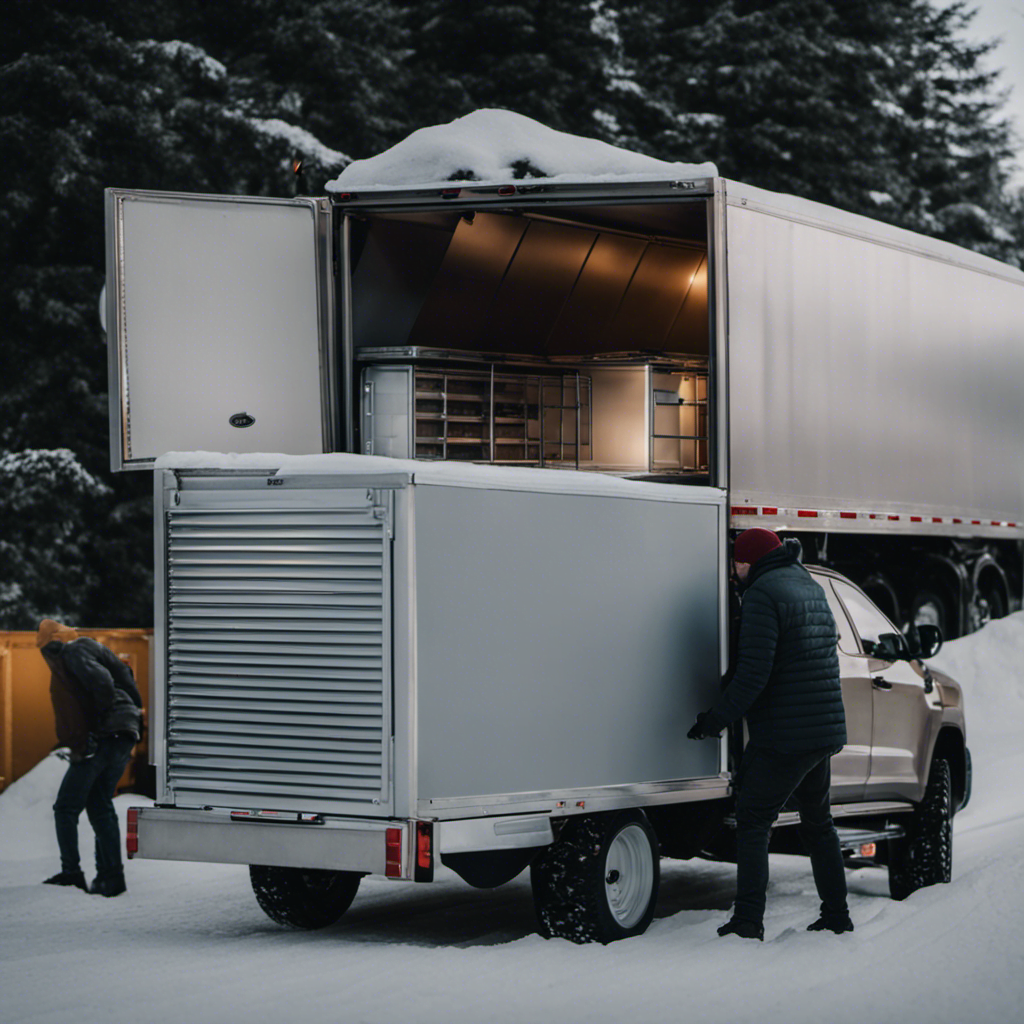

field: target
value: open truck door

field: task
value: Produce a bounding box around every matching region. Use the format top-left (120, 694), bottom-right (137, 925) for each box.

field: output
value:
top-left (104, 190), bottom-right (338, 470)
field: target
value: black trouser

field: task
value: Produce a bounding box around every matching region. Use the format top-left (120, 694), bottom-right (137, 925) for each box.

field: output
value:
top-left (53, 734), bottom-right (135, 880)
top-left (732, 744), bottom-right (848, 925)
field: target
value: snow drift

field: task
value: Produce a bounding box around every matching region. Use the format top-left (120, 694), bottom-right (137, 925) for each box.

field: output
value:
top-left (326, 108), bottom-right (717, 191)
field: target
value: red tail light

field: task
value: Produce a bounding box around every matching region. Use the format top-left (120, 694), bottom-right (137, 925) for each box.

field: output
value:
top-left (860, 843), bottom-right (877, 858)
top-left (415, 821), bottom-right (433, 882)
top-left (126, 808), bottom-right (139, 858)
top-left (385, 827), bottom-right (403, 878)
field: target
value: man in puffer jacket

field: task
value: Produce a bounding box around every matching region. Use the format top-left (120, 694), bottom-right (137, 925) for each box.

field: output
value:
top-left (688, 529), bottom-right (850, 940)
top-left (37, 619), bottom-right (143, 897)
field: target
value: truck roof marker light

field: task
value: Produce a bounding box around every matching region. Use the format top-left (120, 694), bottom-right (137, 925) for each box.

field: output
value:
top-left (497, 185), bottom-right (517, 196)
top-left (385, 827), bottom-right (403, 879)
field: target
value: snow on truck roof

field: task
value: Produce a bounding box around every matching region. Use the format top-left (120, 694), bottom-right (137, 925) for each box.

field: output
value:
top-left (153, 451), bottom-right (723, 505)
top-left (325, 109), bottom-right (717, 191)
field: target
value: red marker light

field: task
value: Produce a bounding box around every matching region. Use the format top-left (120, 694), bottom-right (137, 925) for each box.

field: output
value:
top-left (126, 808), bottom-right (139, 858)
top-left (385, 827), bottom-right (403, 878)
top-left (860, 843), bottom-right (877, 858)
top-left (497, 185), bottom-right (516, 196)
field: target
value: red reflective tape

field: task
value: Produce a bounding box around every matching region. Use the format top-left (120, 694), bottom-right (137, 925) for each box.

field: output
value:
top-left (732, 507), bottom-right (757, 515)
top-left (888, 515), bottom-right (900, 521)
top-left (416, 822), bottom-right (432, 870)
top-left (126, 835), bottom-right (138, 857)
top-left (952, 518), bottom-right (963, 524)
top-left (972, 520), bottom-right (981, 526)
top-left (932, 517), bottom-right (943, 523)
top-left (761, 507), bottom-right (778, 515)
top-left (797, 510), bottom-right (818, 518)
top-left (1009, 524), bottom-right (1018, 529)
top-left (840, 512), bottom-right (857, 519)
top-left (991, 521), bottom-right (1001, 527)
top-left (910, 516), bottom-right (923, 523)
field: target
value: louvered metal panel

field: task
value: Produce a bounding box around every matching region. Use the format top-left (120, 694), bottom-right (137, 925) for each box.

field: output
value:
top-left (165, 506), bottom-right (390, 814)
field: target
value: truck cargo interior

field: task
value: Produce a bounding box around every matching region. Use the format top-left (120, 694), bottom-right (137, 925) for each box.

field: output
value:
top-left (349, 200), bottom-right (713, 481)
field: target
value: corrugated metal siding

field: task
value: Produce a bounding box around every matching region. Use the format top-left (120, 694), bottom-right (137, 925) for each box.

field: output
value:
top-left (165, 508), bottom-right (390, 814)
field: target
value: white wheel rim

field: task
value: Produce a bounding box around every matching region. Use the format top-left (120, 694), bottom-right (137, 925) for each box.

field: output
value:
top-left (604, 824), bottom-right (654, 929)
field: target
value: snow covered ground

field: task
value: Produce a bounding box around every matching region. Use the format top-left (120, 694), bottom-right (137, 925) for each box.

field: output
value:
top-left (2, 614), bottom-right (1023, 1024)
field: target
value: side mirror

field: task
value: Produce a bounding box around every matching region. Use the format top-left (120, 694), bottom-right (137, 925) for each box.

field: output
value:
top-left (869, 632), bottom-right (907, 661)
top-left (915, 624), bottom-right (943, 659)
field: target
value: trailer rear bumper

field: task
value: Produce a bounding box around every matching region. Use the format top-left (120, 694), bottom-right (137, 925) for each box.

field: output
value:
top-left (128, 806), bottom-right (405, 877)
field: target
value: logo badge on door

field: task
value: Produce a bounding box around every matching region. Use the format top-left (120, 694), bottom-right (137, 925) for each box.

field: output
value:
top-left (229, 412), bottom-right (256, 428)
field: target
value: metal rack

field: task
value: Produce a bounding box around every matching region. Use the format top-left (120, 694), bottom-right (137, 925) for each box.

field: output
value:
top-left (649, 369), bottom-right (709, 473)
top-left (413, 367), bottom-right (592, 467)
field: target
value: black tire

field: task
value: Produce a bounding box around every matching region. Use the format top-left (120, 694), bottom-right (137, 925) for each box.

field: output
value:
top-left (249, 865), bottom-right (362, 929)
top-left (888, 758), bottom-right (953, 901)
top-left (530, 810), bottom-right (660, 944)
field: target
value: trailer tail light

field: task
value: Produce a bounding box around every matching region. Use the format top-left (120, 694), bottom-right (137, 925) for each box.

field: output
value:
top-left (860, 843), bottom-right (877, 858)
top-left (385, 827), bottom-right (403, 879)
top-left (126, 808), bottom-right (139, 858)
top-left (415, 821), bottom-right (434, 883)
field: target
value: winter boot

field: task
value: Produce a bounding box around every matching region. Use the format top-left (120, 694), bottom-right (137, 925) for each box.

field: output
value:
top-left (807, 912), bottom-right (854, 934)
top-left (717, 917), bottom-right (764, 941)
top-left (89, 872), bottom-right (127, 897)
top-left (43, 870), bottom-right (87, 890)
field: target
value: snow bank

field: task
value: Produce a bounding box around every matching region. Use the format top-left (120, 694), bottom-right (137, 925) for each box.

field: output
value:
top-left (326, 108), bottom-right (717, 191)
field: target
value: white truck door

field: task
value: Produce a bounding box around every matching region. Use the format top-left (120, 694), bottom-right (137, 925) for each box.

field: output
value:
top-left (105, 190), bottom-right (336, 470)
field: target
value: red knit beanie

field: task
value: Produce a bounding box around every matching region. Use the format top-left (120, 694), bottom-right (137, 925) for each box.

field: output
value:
top-left (733, 528), bottom-right (782, 565)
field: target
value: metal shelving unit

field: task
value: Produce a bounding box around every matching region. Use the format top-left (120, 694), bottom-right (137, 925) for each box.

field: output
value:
top-left (413, 367), bottom-right (592, 467)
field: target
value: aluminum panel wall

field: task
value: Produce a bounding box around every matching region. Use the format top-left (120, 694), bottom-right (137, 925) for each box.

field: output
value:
top-left (106, 190), bottom-right (331, 469)
top-left (164, 501), bottom-right (390, 814)
top-left (727, 202), bottom-right (1024, 524)
top-left (412, 484), bottom-right (724, 800)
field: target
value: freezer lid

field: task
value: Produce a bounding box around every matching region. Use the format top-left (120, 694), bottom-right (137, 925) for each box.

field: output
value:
top-left (105, 189), bottom-right (337, 471)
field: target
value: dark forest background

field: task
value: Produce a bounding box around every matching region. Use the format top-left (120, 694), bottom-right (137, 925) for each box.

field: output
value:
top-left (1, 0), bottom-right (1022, 628)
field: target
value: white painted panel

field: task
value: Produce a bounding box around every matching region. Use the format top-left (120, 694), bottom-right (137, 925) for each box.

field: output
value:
top-left (112, 192), bottom-right (327, 465)
top-left (727, 203), bottom-right (1024, 523)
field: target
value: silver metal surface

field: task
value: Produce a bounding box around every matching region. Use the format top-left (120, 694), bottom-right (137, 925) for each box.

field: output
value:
top-left (725, 183), bottom-right (1024, 528)
top-left (439, 814), bottom-right (555, 854)
top-left (105, 189), bottom-right (332, 470)
top-left (161, 481), bottom-right (393, 816)
top-left (419, 776), bottom-right (732, 819)
top-left (411, 482), bottom-right (725, 801)
top-left (133, 806), bottom-right (397, 875)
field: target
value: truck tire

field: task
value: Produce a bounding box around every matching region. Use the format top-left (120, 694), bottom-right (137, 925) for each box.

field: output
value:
top-left (249, 865), bottom-right (361, 929)
top-left (888, 758), bottom-right (953, 901)
top-left (530, 810), bottom-right (660, 944)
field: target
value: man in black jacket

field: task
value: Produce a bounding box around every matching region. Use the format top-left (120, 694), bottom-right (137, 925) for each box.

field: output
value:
top-left (688, 529), bottom-right (851, 940)
top-left (37, 620), bottom-right (143, 897)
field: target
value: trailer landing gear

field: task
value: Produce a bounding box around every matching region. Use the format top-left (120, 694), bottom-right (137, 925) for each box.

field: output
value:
top-left (530, 810), bottom-right (660, 944)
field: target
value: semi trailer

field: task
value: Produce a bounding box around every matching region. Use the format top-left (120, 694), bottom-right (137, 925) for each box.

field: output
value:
top-left (104, 143), bottom-right (1018, 940)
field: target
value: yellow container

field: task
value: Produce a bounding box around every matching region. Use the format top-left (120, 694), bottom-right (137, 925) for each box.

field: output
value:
top-left (0, 629), bottom-right (152, 793)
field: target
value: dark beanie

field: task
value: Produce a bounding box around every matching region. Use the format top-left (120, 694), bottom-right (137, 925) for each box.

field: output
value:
top-left (733, 528), bottom-right (782, 565)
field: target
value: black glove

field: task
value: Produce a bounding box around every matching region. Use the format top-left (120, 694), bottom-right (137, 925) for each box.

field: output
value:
top-left (687, 710), bottom-right (724, 741)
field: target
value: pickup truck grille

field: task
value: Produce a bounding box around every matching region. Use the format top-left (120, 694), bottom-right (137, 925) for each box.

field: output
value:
top-left (165, 506), bottom-right (390, 814)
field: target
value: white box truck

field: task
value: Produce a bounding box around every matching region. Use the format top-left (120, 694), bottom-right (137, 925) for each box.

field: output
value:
top-left (106, 169), bottom-right (1011, 940)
